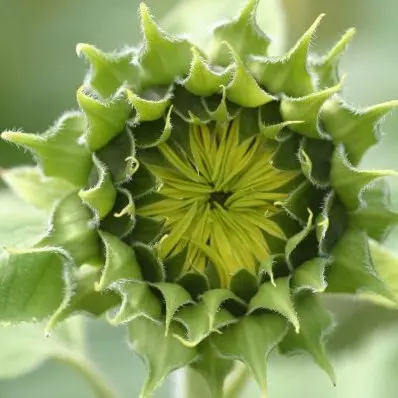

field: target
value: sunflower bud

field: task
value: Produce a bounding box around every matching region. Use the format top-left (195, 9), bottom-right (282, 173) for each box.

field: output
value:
top-left (2, 1), bottom-right (398, 397)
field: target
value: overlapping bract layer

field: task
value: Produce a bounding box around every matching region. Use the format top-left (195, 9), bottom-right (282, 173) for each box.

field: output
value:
top-left (2, 1), bottom-right (398, 397)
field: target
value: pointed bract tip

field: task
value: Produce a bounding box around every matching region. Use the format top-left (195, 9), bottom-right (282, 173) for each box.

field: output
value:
top-left (240, 0), bottom-right (260, 20)
top-left (1, 131), bottom-right (14, 141)
top-left (139, 2), bottom-right (159, 40)
top-left (346, 27), bottom-right (357, 38)
top-left (303, 13), bottom-right (326, 39)
top-left (76, 43), bottom-right (91, 57)
top-left (324, 28), bottom-right (356, 62)
top-left (367, 99), bottom-right (398, 116)
top-left (289, 13), bottom-right (325, 58)
top-left (339, 27), bottom-right (357, 47)
top-left (1, 131), bottom-right (39, 146)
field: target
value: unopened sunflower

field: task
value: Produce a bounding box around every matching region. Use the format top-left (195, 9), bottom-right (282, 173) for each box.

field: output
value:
top-left (2, 1), bottom-right (398, 397)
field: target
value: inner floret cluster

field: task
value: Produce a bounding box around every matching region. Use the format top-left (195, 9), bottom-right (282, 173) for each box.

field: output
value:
top-left (138, 118), bottom-right (298, 285)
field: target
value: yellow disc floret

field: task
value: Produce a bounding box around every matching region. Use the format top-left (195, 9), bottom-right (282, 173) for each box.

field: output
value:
top-left (137, 117), bottom-right (298, 286)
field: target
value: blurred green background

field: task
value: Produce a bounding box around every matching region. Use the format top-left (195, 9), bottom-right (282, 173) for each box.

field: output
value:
top-left (1, 0), bottom-right (398, 397)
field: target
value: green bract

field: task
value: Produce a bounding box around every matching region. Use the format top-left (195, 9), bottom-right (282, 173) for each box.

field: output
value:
top-left (2, 1), bottom-right (398, 397)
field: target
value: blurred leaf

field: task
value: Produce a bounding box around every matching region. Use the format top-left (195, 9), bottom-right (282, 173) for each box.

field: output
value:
top-left (325, 295), bottom-right (398, 354)
top-left (370, 239), bottom-right (398, 304)
top-left (0, 316), bottom-right (84, 379)
top-left (0, 190), bottom-right (49, 248)
top-left (0, 248), bottom-right (67, 324)
top-left (161, 0), bottom-right (286, 55)
top-left (2, 167), bottom-right (75, 210)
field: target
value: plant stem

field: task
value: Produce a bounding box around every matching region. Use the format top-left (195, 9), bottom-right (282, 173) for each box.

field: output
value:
top-left (174, 367), bottom-right (213, 398)
top-left (224, 364), bottom-right (250, 398)
top-left (53, 350), bottom-right (117, 398)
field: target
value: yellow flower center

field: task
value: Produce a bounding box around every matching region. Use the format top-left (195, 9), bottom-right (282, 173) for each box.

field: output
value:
top-left (137, 117), bottom-right (298, 287)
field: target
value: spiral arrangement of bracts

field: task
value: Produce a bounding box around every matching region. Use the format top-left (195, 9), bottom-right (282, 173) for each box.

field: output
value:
top-left (2, 1), bottom-right (398, 396)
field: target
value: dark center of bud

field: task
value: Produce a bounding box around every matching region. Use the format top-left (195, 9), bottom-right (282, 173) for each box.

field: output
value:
top-left (209, 191), bottom-right (232, 208)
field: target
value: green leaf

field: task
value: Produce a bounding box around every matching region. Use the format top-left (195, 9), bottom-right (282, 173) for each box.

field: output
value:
top-left (124, 162), bottom-right (158, 198)
top-left (330, 145), bottom-right (396, 211)
top-left (79, 156), bottom-right (117, 219)
top-left (177, 271), bottom-right (209, 299)
top-left (312, 28), bottom-right (356, 89)
top-left (0, 247), bottom-right (68, 324)
top-left (230, 269), bottom-right (258, 302)
top-left (250, 15), bottom-right (323, 97)
top-left (138, 3), bottom-right (192, 87)
top-left (190, 340), bottom-right (234, 398)
top-left (258, 254), bottom-right (286, 285)
top-left (130, 108), bottom-right (172, 148)
top-left (1, 112), bottom-right (92, 187)
top-left (100, 188), bottom-right (136, 239)
top-left (174, 289), bottom-right (239, 347)
top-left (279, 292), bottom-right (335, 384)
top-left (316, 192), bottom-right (348, 255)
top-left (46, 264), bottom-right (119, 332)
top-left (76, 43), bottom-right (140, 98)
top-left (321, 97), bottom-right (398, 165)
top-left (152, 282), bottom-right (192, 335)
top-left (96, 230), bottom-right (143, 292)
top-left (226, 43), bottom-right (275, 108)
top-left (0, 316), bottom-right (84, 379)
top-left (184, 48), bottom-right (231, 97)
top-left (280, 80), bottom-right (342, 138)
top-left (369, 239), bottom-right (398, 305)
top-left (0, 190), bottom-right (49, 248)
top-left (203, 87), bottom-right (232, 122)
top-left (292, 257), bottom-right (328, 293)
top-left (171, 85), bottom-right (211, 123)
top-left (271, 134), bottom-right (300, 171)
top-left (125, 88), bottom-right (171, 123)
top-left (285, 210), bottom-right (313, 268)
top-left (162, 0), bottom-right (286, 56)
top-left (327, 227), bottom-right (395, 302)
top-left (77, 87), bottom-right (131, 151)
top-left (211, 313), bottom-right (287, 396)
top-left (37, 193), bottom-right (101, 266)
top-left (108, 281), bottom-right (161, 326)
top-left (127, 215), bottom-right (165, 246)
top-left (249, 277), bottom-right (300, 332)
top-left (95, 127), bottom-right (136, 184)
top-left (128, 316), bottom-right (197, 398)
top-left (279, 181), bottom-right (325, 225)
top-left (298, 138), bottom-right (334, 187)
top-left (2, 166), bottom-right (75, 210)
top-left (134, 243), bottom-right (165, 283)
top-left (259, 119), bottom-right (303, 141)
top-left (349, 180), bottom-right (398, 242)
top-left (210, 0), bottom-right (271, 66)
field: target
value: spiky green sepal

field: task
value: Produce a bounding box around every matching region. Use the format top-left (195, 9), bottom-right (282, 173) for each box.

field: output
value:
top-left (2, 1), bottom-right (398, 397)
